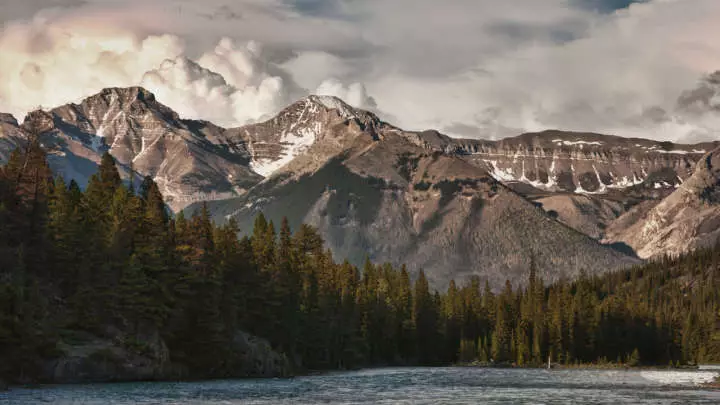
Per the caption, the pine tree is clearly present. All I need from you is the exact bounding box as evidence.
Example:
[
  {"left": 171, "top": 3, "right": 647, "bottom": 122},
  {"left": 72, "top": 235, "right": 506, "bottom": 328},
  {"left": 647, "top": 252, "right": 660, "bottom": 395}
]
[{"left": 414, "top": 270, "right": 438, "bottom": 364}]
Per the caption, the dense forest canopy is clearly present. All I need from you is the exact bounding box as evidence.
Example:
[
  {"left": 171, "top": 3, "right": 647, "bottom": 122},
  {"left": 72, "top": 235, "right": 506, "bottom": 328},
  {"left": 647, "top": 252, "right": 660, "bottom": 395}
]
[{"left": 0, "top": 140, "right": 719, "bottom": 384}]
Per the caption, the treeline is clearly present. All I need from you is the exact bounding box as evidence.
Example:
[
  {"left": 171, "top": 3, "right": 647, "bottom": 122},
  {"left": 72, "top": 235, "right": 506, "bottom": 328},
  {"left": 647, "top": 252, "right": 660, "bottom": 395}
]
[
  {"left": 1, "top": 141, "right": 719, "bottom": 383},
  {"left": 443, "top": 251, "right": 720, "bottom": 367}
]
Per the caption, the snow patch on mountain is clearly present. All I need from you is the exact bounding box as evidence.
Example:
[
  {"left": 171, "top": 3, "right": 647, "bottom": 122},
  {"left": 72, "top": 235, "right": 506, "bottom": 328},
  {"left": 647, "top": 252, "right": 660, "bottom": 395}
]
[
  {"left": 484, "top": 160, "right": 516, "bottom": 182},
  {"left": 250, "top": 125, "right": 320, "bottom": 176},
  {"left": 553, "top": 139, "right": 603, "bottom": 146}
]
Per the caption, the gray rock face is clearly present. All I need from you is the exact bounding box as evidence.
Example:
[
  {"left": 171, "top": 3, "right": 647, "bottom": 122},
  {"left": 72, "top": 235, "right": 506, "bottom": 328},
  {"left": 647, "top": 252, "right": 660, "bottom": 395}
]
[{"left": 606, "top": 147, "right": 720, "bottom": 259}]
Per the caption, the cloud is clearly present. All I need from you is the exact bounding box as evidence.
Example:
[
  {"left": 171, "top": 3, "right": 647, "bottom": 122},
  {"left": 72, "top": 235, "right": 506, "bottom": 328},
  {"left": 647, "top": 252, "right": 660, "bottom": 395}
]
[
  {"left": 0, "top": 11, "right": 298, "bottom": 127},
  {"left": 0, "top": 16, "right": 183, "bottom": 113},
  {"left": 1, "top": 0, "right": 720, "bottom": 142},
  {"left": 316, "top": 79, "right": 376, "bottom": 110}
]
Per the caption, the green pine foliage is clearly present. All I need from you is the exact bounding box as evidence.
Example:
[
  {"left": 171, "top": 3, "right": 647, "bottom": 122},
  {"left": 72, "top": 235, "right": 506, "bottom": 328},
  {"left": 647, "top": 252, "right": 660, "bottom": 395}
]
[{"left": 0, "top": 144, "right": 719, "bottom": 384}]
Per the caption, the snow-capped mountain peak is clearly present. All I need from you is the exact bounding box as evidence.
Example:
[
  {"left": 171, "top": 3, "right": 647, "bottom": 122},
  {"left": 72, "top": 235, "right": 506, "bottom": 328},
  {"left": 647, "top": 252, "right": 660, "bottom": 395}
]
[{"left": 227, "top": 94, "right": 389, "bottom": 178}]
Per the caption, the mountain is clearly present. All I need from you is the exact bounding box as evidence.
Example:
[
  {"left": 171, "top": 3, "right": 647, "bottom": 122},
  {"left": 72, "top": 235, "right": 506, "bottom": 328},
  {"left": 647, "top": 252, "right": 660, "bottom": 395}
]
[
  {"left": 606, "top": 147, "right": 720, "bottom": 258},
  {"left": 5, "top": 87, "right": 262, "bottom": 211},
  {"left": 196, "top": 99, "right": 640, "bottom": 288}
]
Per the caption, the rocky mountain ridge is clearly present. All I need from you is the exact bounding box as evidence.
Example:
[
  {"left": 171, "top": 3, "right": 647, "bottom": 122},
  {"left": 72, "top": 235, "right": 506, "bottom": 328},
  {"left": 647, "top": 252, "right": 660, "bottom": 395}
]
[
  {"left": 407, "top": 129, "right": 717, "bottom": 194},
  {"left": 2, "top": 87, "right": 713, "bottom": 209}
]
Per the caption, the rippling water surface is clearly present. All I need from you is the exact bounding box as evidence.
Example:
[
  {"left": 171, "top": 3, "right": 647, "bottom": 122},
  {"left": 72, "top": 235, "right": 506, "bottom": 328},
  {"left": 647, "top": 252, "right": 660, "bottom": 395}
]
[{"left": 2, "top": 368, "right": 720, "bottom": 404}]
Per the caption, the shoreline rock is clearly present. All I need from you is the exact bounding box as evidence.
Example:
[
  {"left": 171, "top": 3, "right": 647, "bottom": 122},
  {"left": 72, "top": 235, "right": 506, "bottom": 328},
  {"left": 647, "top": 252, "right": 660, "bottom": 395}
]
[{"left": 37, "top": 326, "right": 291, "bottom": 385}]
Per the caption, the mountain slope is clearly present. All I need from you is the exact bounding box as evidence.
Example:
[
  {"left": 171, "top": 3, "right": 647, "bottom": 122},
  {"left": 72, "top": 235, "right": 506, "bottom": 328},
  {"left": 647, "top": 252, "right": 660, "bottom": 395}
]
[
  {"left": 199, "top": 119, "right": 639, "bottom": 289},
  {"left": 532, "top": 194, "right": 626, "bottom": 240},
  {"left": 607, "top": 147, "right": 720, "bottom": 259}
]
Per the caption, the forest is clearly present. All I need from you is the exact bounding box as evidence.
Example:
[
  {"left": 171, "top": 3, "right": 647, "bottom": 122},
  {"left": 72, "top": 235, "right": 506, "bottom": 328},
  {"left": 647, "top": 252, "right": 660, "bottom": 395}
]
[{"left": 0, "top": 140, "right": 719, "bottom": 384}]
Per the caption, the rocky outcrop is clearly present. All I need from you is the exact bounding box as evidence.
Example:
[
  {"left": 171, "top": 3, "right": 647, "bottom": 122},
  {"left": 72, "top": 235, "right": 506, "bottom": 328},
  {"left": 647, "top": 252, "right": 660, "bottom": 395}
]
[
  {"left": 227, "top": 331, "right": 291, "bottom": 378},
  {"left": 43, "top": 328, "right": 172, "bottom": 384}
]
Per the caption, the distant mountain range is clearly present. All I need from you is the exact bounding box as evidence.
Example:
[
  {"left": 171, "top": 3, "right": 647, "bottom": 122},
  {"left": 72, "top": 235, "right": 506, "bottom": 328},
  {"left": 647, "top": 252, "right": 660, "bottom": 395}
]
[{"left": 2, "top": 87, "right": 719, "bottom": 288}]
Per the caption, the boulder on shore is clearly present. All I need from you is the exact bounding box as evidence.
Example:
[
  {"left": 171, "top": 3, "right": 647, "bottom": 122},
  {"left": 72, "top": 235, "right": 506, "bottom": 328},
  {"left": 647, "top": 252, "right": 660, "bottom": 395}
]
[
  {"left": 41, "top": 326, "right": 291, "bottom": 384},
  {"left": 43, "top": 326, "right": 173, "bottom": 384},
  {"left": 228, "top": 330, "right": 292, "bottom": 378}
]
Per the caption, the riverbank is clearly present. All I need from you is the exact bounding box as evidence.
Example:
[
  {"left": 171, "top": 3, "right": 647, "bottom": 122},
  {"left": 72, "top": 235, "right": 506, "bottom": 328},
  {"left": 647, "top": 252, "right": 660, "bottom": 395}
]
[{"left": 3, "top": 368, "right": 720, "bottom": 404}]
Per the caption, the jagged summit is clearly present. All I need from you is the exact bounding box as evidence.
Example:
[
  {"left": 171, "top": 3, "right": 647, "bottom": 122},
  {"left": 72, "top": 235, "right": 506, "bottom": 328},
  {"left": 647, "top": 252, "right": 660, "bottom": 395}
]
[
  {"left": 304, "top": 94, "right": 361, "bottom": 119},
  {"left": 226, "top": 94, "right": 392, "bottom": 177},
  {"left": 51, "top": 86, "right": 181, "bottom": 133},
  {"left": 96, "top": 86, "right": 157, "bottom": 102},
  {"left": 271, "top": 94, "right": 389, "bottom": 133},
  {"left": 50, "top": 86, "right": 168, "bottom": 118}
]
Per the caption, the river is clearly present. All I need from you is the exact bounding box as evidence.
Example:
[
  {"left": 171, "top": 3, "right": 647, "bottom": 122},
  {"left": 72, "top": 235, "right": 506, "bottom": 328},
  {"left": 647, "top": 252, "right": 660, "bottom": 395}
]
[{"left": 2, "top": 367, "right": 720, "bottom": 404}]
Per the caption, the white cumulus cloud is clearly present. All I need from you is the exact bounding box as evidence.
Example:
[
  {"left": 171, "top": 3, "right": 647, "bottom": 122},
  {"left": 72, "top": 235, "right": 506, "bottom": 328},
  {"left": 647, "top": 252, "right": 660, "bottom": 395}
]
[{"left": 316, "top": 79, "right": 376, "bottom": 110}]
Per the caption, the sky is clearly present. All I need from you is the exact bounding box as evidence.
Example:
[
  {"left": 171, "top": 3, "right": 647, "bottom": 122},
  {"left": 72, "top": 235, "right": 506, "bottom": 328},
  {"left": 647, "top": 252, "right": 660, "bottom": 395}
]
[{"left": 1, "top": 0, "right": 719, "bottom": 142}]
